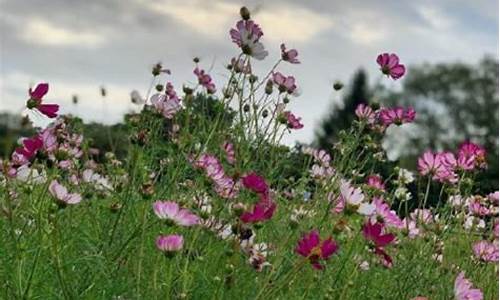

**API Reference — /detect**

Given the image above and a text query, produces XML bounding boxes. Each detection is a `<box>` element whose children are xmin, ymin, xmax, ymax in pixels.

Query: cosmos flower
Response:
<box><xmin>272</xmin><ymin>72</ymin><xmax>297</xmax><ymax>94</ymax></box>
<box><xmin>295</xmin><ymin>230</ymin><xmax>339</xmax><ymax>270</ymax></box>
<box><xmin>242</xmin><ymin>172</ymin><xmax>269</xmax><ymax>194</ymax></box>
<box><xmin>230</xmin><ymin>20</ymin><xmax>268</xmax><ymax>60</ymax></box>
<box><xmin>417</xmin><ymin>151</ymin><xmax>457</xmax><ymax>183</ymax></box>
<box><xmin>26</xmin><ymin>83</ymin><xmax>59</xmax><ymax>118</ymax></box>
<box><xmin>458</xmin><ymin>141</ymin><xmax>487</xmax><ymax>169</ymax></box>
<box><xmin>376</xmin><ymin>53</ymin><xmax>405</xmax><ymax>80</ymax></box>
<box><xmin>362</xmin><ymin>221</ymin><xmax>395</xmax><ymax>267</ymax></box>
<box><xmin>378</xmin><ymin>107</ymin><xmax>415</xmax><ymax>126</ymax></box>
<box><xmin>49</xmin><ymin>180</ymin><xmax>82</xmax><ymax>206</ymax></box>
<box><xmin>240</xmin><ymin>200</ymin><xmax>276</xmax><ymax>223</ymax></box>
<box><xmin>366</xmin><ymin>175</ymin><xmax>385</xmax><ymax>191</ymax></box>
<box><xmin>150</xmin><ymin>91</ymin><xmax>181</xmax><ymax>119</ymax></box>
<box><xmin>333</xmin><ymin>180</ymin><xmax>374</xmax><ymax>216</ymax></box>
<box><xmin>283</xmin><ymin>111</ymin><xmax>304</xmax><ymax>129</ymax></box>
<box><xmin>153</xmin><ymin>201</ymin><xmax>200</xmax><ymax>226</ymax></box>
<box><xmin>15</xmin><ymin>135</ymin><xmax>43</xmax><ymax>163</ymax></box>
<box><xmin>280</xmin><ymin>43</ymin><xmax>300</xmax><ymax>64</ymax></box>
<box><xmin>222</xmin><ymin>141</ymin><xmax>236</xmax><ymax>165</ymax></box>
<box><xmin>355</xmin><ymin>103</ymin><xmax>376</xmax><ymax>124</ymax></box>
<box><xmin>454</xmin><ymin>272</ymin><xmax>483</xmax><ymax>300</ymax></box>
<box><xmin>156</xmin><ymin>234</ymin><xmax>184</xmax><ymax>254</ymax></box>
<box><xmin>194</xmin><ymin>67</ymin><xmax>216</xmax><ymax>94</ymax></box>
<box><xmin>371</xmin><ymin>197</ymin><xmax>404</xmax><ymax>229</ymax></box>
<box><xmin>472</xmin><ymin>240</ymin><xmax>498</xmax><ymax>262</ymax></box>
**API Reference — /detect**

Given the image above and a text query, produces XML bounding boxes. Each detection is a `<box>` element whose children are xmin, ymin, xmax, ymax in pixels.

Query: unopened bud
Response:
<box><xmin>240</xmin><ymin>6</ymin><xmax>251</xmax><ymax>20</ymax></box>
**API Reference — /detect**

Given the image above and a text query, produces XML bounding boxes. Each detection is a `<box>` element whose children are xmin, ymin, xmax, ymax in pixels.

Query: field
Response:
<box><xmin>0</xmin><ymin>7</ymin><xmax>498</xmax><ymax>300</ymax></box>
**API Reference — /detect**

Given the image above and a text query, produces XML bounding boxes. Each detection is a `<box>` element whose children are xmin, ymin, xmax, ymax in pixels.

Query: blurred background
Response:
<box><xmin>0</xmin><ymin>0</ymin><xmax>498</xmax><ymax>189</ymax></box>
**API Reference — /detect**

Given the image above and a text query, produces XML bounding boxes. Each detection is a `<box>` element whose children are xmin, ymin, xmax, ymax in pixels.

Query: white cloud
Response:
<box><xmin>138</xmin><ymin>0</ymin><xmax>334</xmax><ymax>43</ymax></box>
<box><xmin>19</xmin><ymin>18</ymin><xmax>107</xmax><ymax>48</ymax></box>
<box><xmin>416</xmin><ymin>5</ymin><xmax>455</xmax><ymax>30</ymax></box>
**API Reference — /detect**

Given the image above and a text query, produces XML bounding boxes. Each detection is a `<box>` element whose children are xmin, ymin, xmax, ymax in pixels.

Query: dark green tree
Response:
<box><xmin>315</xmin><ymin>69</ymin><xmax>371</xmax><ymax>150</ymax></box>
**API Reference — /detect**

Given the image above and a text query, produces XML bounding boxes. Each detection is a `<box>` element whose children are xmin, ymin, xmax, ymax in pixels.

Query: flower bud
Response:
<box><xmin>249</xmin><ymin>75</ymin><xmax>258</xmax><ymax>83</ymax></box>
<box><xmin>262</xmin><ymin>110</ymin><xmax>269</xmax><ymax>118</ymax></box>
<box><xmin>155</xmin><ymin>84</ymin><xmax>164</xmax><ymax>92</ymax></box>
<box><xmin>333</xmin><ymin>81</ymin><xmax>343</xmax><ymax>91</ymax></box>
<box><xmin>240</xmin><ymin>6</ymin><xmax>251</xmax><ymax>20</ymax></box>
<box><xmin>193</xmin><ymin>57</ymin><xmax>200</xmax><ymax>63</ymax></box>
<box><xmin>265</xmin><ymin>80</ymin><xmax>273</xmax><ymax>95</ymax></box>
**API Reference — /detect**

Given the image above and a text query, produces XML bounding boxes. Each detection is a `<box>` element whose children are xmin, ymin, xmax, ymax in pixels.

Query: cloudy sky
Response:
<box><xmin>0</xmin><ymin>0</ymin><xmax>498</xmax><ymax>144</ymax></box>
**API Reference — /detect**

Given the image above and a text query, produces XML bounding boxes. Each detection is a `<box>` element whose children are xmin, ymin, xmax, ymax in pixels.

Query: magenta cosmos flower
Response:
<box><xmin>156</xmin><ymin>234</ymin><xmax>183</xmax><ymax>254</ymax></box>
<box><xmin>458</xmin><ymin>141</ymin><xmax>487</xmax><ymax>169</ymax></box>
<box><xmin>283</xmin><ymin>111</ymin><xmax>304</xmax><ymax>130</ymax></box>
<box><xmin>378</xmin><ymin>106</ymin><xmax>415</xmax><ymax>126</ymax></box>
<box><xmin>153</xmin><ymin>201</ymin><xmax>199</xmax><ymax>226</ymax></box>
<box><xmin>193</xmin><ymin>67</ymin><xmax>216</xmax><ymax>94</ymax></box>
<box><xmin>230</xmin><ymin>20</ymin><xmax>268</xmax><ymax>60</ymax></box>
<box><xmin>240</xmin><ymin>199</ymin><xmax>276</xmax><ymax>223</ymax></box>
<box><xmin>49</xmin><ymin>180</ymin><xmax>82</xmax><ymax>206</ymax></box>
<box><xmin>242</xmin><ymin>172</ymin><xmax>269</xmax><ymax>194</ymax></box>
<box><xmin>362</xmin><ymin>221</ymin><xmax>395</xmax><ymax>267</ymax></box>
<box><xmin>280</xmin><ymin>43</ymin><xmax>300</xmax><ymax>64</ymax></box>
<box><xmin>295</xmin><ymin>230</ymin><xmax>339</xmax><ymax>270</ymax></box>
<box><xmin>454</xmin><ymin>272</ymin><xmax>483</xmax><ymax>300</ymax></box>
<box><xmin>15</xmin><ymin>135</ymin><xmax>43</xmax><ymax>163</ymax></box>
<box><xmin>26</xmin><ymin>83</ymin><xmax>59</xmax><ymax>118</ymax></box>
<box><xmin>376</xmin><ymin>53</ymin><xmax>405</xmax><ymax>80</ymax></box>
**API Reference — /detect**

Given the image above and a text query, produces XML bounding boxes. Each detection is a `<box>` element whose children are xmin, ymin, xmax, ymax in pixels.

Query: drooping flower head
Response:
<box><xmin>280</xmin><ymin>43</ymin><xmax>300</xmax><ymax>64</ymax></box>
<box><xmin>49</xmin><ymin>180</ymin><xmax>82</xmax><ymax>206</ymax></box>
<box><xmin>156</xmin><ymin>234</ymin><xmax>184</xmax><ymax>255</ymax></box>
<box><xmin>376</xmin><ymin>53</ymin><xmax>405</xmax><ymax>80</ymax></box>
<box><xmin>454</xmin><ymin>272</ymin><xmax>483</xmax><ymax>300</ymax></box>
<box><xmin>153</xmin><ymin>201</ymin><xmax>199</xmax><ymax>226</ymax></box>
<box><xmin>26</xmin><ymin>83</ymin><xmax>59</xmax><ymax>118</ymax></box>
<box><xmin>295</xmin><ymin>230</ymin><xmax>339</xmax><ymax>270</ymax></box>
<box><xmin>230</xmin><ymin>20</ymin><xmax>268</xmax><ymax>60</ymax></box>
<box><xmin>371</xmin><ymin>197</ymin><xmax>404</xmax><ymax>229</ymax></box>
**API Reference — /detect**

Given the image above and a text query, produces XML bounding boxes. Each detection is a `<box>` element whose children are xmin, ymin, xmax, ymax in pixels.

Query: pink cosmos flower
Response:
<box><xmin>418</xmin><ymin>151</ymin><xmax>457</xmax><ymax>183</ymax></box>
<box><xmin>150</xmin><ymin>87</ymin><xmax>181</xmax><ymax>119</ymax></box>
<box><xmin>333</xmin><ymin>180</ymin><xmax>374</xmax><ymax>215</ymax></box>
<box><xmin>454</xmin><ymin>272</ymin><xmax>483</xmax><ymax>300</ymax></box>
<box><xmin>26</xmin><ymin>83</ymin><xmax>59</xmax><ymax>118</ymax></box>
<box><xmin>376</xmin><ymin>53</ymin><xmax>405</xmax><ymax>80</ymax></box>
<box><xmin>222</xmin><ymin>141</ymin><xmax>236</xmax><ymax>165</ymax></box>
<box><xmin>493</xmin><ymin>219</ymin><xmax>499</xmax><ymax>238</ymax></box>
<box><xmin>473</xmin><ymin>240</ymin><xmax>498</xmax><ymax>262</ymax></box>
<box><xmin>194</xmin><ymin>153</ymin><xmax>239</xmax><ymax>199</ymax></box>
<box><xmin>194</xmin><ymin>67</ymin><xmax>216</xmax><ymax>94</ymax></box>
<box><xmin>402</xmin><ymin>218</ymin><xmax>420</xmax><ymax>238</ymax></box>
<box><xmin>362</xmin><ymin>221</ymin><xmax>395</xmax><ymax>267</ymax></box>
<box><xmin>355</xmin><ymin>103</ymin><xmax>376</xmax><ymax>124</ymax></box>
<box><xmin>272</xmin><ymin>72</ymin><xmax>297</xmax><ymax>94</ymax></box>
<box><xmin>371</xmin><ymin>197</ymin><xmax>404</xmax><ymax>229</ymax></box>
<box><xmin>230</xmin><ymin>20</ymin><xmax>268</xmax><ymax>60</ymax></box>
<box><xmin>242</xmin><ymin>172</ymin><xmax>269</xmax><ymax>194</ymax></box>
<box><xmin>410</xmin><ymin>209</ymin><xmax>434</xmax><ymax>224</ymax></box>
<box><xmin>283</xmin><ymin>111</ymin><xmax>304</xmax><ymax>129</ymax></box>
<box><xmin>49</xmin><ymin>180</ymin><xmax>82</xmax><ymax>205</ymax></box>
<box><xmin>295</xmin><ymin>230</ymin><xmax>339</xmax><ymax>270</ymax></box>
<box><xmin>366</xmin><ymin>175</ymin><xmax>385</xmax><ymax>191</ymax></box>
<box><xmin>458</xmin><ymin>141</ymin><xmax>487</xmax><ymax>169</ymax></box>
<box><xmin>240</xmin><ymin>199</ymin><xmax>276</xmax><ymax>223</ymax></box>
<box><xmin>156</xmin><ymin>234</ymin><xmax>183</xmax><ymax>253</ymax></box>
<box><xmin>280</xmin><ymin>43</ymin><xmax>300</xmax><ymax>64</ymax></box>
<box><xmin>153</xmin><ymin>200</ymin><xmax>199</xmax><ymax>226</ymax></box>
<box><xmin>440</xmin><ymin>151</ymin><xmax>475</xmax><ymax>171</ymax></box>
<box><xmin>487</xmin><ymin>192</ymin><xmax>499</xmax><ymax>205</ymax></box>
<box><xmin>378</xmin><ymin>107</ymin><xmax>415</xmax><ymax>126</ymax></box>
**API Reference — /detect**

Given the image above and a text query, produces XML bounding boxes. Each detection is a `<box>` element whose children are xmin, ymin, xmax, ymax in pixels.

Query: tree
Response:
<box><xmin>315</xmin><ymin>69</ymin><xmax>371</xmax><ymax>150</ymax></box>
<box><xmin>382</xmin><ymin>56</ymin><xmax>499</xmax><ymax>192</ymax></box>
